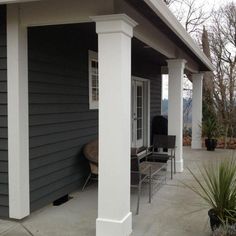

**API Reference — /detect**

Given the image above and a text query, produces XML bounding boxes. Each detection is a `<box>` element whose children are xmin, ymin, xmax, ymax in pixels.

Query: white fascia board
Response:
<box><xmin>144</xmin><ymin>0</ymin><xmax>214</xmax><ymax>72</ymax></box>
<box><xmin>0</xmin><ymin>0</ymin><xmax>39</xmax><ymax>4</ymax></box>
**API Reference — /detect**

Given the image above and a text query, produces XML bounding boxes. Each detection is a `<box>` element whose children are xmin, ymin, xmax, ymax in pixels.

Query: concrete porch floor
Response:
<box><xmin>0</xmin><ymin>147</ymin><xmax>235</xmax><ymax>236</ymax></box>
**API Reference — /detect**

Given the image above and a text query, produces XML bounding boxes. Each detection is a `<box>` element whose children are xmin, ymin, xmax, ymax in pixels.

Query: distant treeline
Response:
<box><xmin>162</xmin><ymin>98</ymin><xmax>192</xmax><ymax>124</ymax></box>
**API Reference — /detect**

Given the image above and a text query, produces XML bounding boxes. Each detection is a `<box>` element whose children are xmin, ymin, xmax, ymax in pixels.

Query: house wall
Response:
<box><xmin>16</xmin><ymin>23</ymin><xmax>161</xmax><ymax>214</ymax></box>
<box><xmin>0</xmin><ymin>5</ymin><xmax>9</xmax><ymax>218</ymax></box>
<box><xmin>150</xmin><ymin>76</ymin><xmax>162</xmax><ymax>122</ymax></box>
<box><xmin>0</xmin><ymin>19</ymin><xmax>162</xmax><ymax>216</ymax></box>
<box><xmin>28</xmin><ymin>24</ymin><xmax>98</xmax><ymax>212</ymax></box>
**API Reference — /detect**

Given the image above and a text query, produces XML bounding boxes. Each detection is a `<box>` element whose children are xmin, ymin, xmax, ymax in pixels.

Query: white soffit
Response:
<box><xmin>144</xmin><ymin>0</ymin><xmax>214</xmax><ymax>72</ymax></box>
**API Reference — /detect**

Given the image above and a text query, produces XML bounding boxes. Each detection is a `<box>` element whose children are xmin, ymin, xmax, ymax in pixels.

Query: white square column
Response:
<box><xmin>91</xmin><ymin>15</ymin><xmax>137</xmax><ymax>236</ymax></box>
<box><xmin>7</xmin><ymin>5</ymin><xmax>30</xmax><ymax>219</ymax></box>
<box><xmin>191</xmin><ymin>73</ymin><xmax>203</xmax><ymax>149</ymax></box>
<box><xmin>167</xmin><ymin>59</ymin><xmax>186</xmax><ymax>173</ymax></box>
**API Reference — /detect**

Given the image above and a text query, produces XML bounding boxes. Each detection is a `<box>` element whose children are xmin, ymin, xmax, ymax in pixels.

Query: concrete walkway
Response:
<box><xmin>0</xmin><ymin>147</ymin><xmax>235</xmax><ymax>236</ymax></box>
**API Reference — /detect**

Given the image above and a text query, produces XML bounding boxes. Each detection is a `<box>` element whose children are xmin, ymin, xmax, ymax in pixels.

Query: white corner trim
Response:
<box><xmin>7</xmin><ymin>4</ymin><xmax>30</xmax><ymax>219</ymax></box>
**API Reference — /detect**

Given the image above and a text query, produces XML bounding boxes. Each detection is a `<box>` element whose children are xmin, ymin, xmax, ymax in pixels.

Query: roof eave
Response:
<box><xmin>144</xmin><ymin>0</ymin><xmax>214</xmax><ymax>72</ymax></box>
<box><xmin>0</xmin><ymin>0</ymin><xmax>39</xmax><ymax>4</ymax></box>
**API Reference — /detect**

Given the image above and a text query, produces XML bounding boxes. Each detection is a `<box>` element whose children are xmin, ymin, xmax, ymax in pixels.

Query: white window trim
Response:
<box><xmin>88</xmin><ymin>50</ymin><xmax>99</xmax><ymax>110</ymax></box>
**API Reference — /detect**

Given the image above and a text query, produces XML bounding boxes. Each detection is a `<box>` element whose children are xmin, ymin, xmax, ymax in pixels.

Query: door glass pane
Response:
<box><xmin>136</xmin><ymin>85</ymin><xmax>143</xmax><ymax>141</ymax></box>
<box><xmin>91</xmin><ymin>59</ymin><xmax>99</xmax><ymax>102</ymax></box>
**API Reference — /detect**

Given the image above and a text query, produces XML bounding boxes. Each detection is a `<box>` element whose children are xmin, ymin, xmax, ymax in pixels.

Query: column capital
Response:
<box><xmin>192</xmin><ymin>73</ymin><xmax>204</xmax><ymax>81</ymax></box>
<box><xmin>167</xmin><ymin>59</ymin><xmax>187</xmax><ymax>69</ymax></box>
<box><xmin>90</xmin><ymin>14</ymin><xmax>138</xmax><ymax>37</ymax></box>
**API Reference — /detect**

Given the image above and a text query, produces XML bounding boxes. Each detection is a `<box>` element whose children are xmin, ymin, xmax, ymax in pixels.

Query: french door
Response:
<box><xmin>132</xmin><ymin>77</ymin><xmax>150</xmax><ymax>148</ymax></box>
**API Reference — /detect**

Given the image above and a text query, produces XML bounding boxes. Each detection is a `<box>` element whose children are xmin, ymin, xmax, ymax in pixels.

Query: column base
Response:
<box><xmin>167</xmin><ymin>160</ymin><xmax>183</xmax><ymax>173</ymax></box>
<box><xmin>191</xmin><ymin>140</ymin><xmax>202</xmax><ymax>149</ymax></box>
<box><xmin>176</xmin><ymin>160</ymin><xmax>184</xmax><ymax>172</ymax></box>
<box><xmin>96</xmin><ymin>212</ymin><xmax>132</xmax><ymax>236</ymax></box>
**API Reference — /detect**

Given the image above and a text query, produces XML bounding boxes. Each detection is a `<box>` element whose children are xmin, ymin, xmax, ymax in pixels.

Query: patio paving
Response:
<box><xmin>0</xmin><ymin>147</ymin><xmax>235</xmax><ymax>236</ymax></box>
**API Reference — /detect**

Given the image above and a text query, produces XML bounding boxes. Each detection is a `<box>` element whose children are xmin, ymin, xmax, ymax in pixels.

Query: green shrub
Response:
<box><xmin>202</xmin><ymin>117</ymin><xmax>222</xmax><ymax>139</ymax></box>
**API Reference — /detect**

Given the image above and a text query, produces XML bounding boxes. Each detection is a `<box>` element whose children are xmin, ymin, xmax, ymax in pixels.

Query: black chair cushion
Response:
<box><xmin>148</xmin><ymin>153</ymin><xmax>169</xmax><ymax>163</ymax></box>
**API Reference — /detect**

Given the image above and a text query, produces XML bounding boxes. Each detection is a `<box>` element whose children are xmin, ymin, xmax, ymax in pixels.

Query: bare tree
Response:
<box><xmin>164</xmin><ymin>0</ymin><xmax>211</xmax><ymax>39</ymax></box>
<box><xmin>201</xmin><ymin>26</ymin><xmax>215</xmax><ymax>119</ymax></box>
<box><xmin>165</xmin><ymin>0</ymin><xmax>236</xmax><ymax>146</ymax></box>
<box><xmin>165</xmin><ymin>0</ymin><xmax>212</xmax><ymax>131</ymax></box>
<box><xmin>209</xmin><ymin>2</ymin><xmax>236</xmax><ymax>145</ymax></box>
<box><xmin>163</xmin><ymin>0</ymin><xmax>176</xmax><ymax>5</ymax></box>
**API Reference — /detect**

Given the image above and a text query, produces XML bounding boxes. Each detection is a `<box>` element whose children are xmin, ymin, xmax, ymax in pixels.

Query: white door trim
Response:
<box><xmin>132</xmin><ymin>76</ymin><xmax>150</xmax><ymax>148</ymax></box>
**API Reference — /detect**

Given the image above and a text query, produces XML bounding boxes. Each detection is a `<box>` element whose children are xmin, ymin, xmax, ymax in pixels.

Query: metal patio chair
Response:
<box><xmin>147</xmin><ymin>135</ymin><xmax>176</xmax><ymax>179</ymax></box>
<box><xmin>131</xmin><ymin>148</ymin><xmax>167</xmax><ymax>214</ymax></box>
<box><xmin>82</xmin><ymin>139</ymin><xmax>98</xmax><ymax>191</ymax></box>
<box><xmin>131</xmin><ymin>154</ymin><xmax>151</xmax><ymax>215</ymax></box>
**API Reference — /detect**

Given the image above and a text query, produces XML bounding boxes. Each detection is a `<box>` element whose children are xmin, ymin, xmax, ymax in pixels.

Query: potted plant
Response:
<box><xmin>213</xmin><ymin>223</ymin><xmax>236</xmax><ymax>236</ymax></box>
<box><xmin>185</xmin><ymin>158</ymin><xmax>236</xmax><ymax>232</ymax></box>
<box><xmin>202</xmin><ymin>117</ymin><xmax>220</xmax><ymax>151</ymax></box>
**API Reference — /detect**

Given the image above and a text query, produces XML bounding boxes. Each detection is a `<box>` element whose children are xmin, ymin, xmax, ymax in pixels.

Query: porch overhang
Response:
<box><xmin>145</xmin><ymin>0</ymin><xmax>214</xmax><ymax>71</ymax></box>
<box><xmin>129</xmin><ymin>0</ymin><xmax>214</xmax><ymax>72</ymax></box>
<box><xmin>0</xmin><ymin>0</ymin><xmax>214</xmax><ymax>72</ymax></box>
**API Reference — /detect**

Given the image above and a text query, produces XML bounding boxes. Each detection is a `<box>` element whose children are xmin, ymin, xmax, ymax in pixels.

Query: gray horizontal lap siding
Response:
<box><xmin>150</xmin><ymin>75</ymin><xmax>162</xmax><ymax>121</ymax></box>
<box><xmin>0</xmin><ymin>5</ymin><xmax>9</xmax><ymax>218</ymax></box>
<box><xmin>132</xmin><ymin>59</ymin><xmax>162</xmax><ymax>134</ymax></box>
<box><xmin>28</xmin><ymin>26</ymin><xmax>98</xmax><ymax>212</ymax></box>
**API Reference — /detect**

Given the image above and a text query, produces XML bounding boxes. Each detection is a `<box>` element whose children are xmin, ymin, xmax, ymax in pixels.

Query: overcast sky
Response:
<box><xmin>182</xmin><ymin>0</ymin><xmax>232</xmax><ymax>9</ymax></box>
<box><xmin>162</xmin><ymin>0</ymin><xmax>233</xmax><ymax>100</ymax></box>
<box><xmin>198</xmin><ymin>0</ymin><xmax>228</xmax><ymax>6</ymax></box>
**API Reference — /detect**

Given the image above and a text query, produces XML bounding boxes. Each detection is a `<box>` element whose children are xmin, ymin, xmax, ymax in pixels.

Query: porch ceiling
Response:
<box><xmin>132</xmin><ymin>38</ymin><xmax>167</xmax><ymax>67</ymax></box>
<box><xmin>132</xmin><ymin>38</ymin><xmax>167</xmax><ymax>78</ymax></box>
